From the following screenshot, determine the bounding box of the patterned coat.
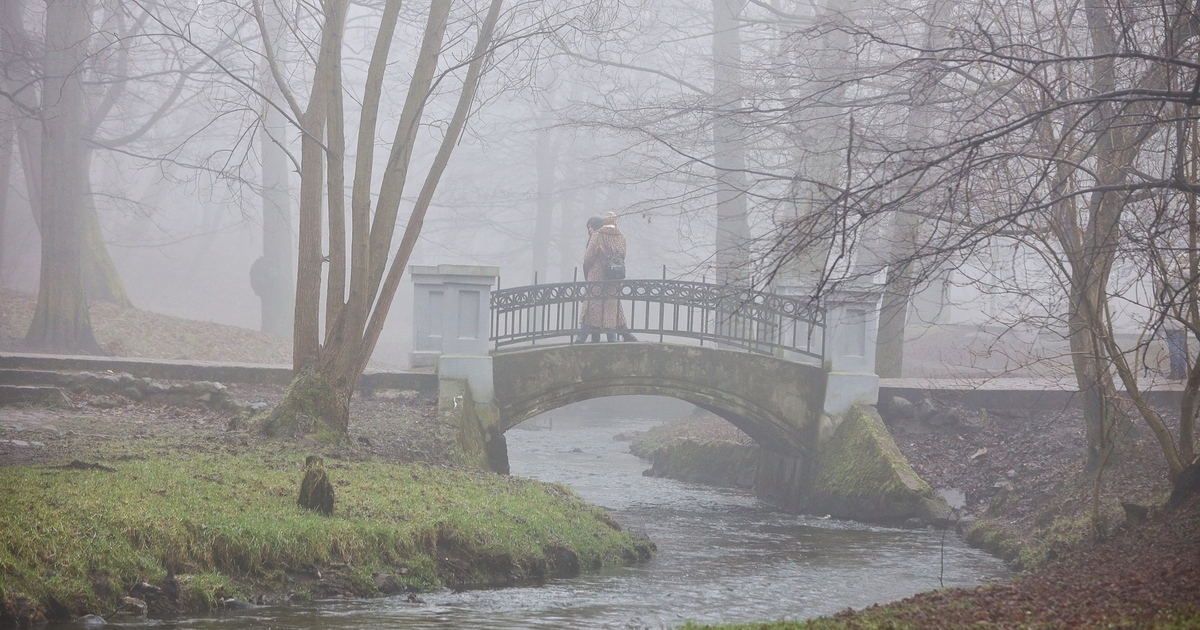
[580,225,628,329]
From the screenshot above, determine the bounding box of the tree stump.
[298,455,335,515]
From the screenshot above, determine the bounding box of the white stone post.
[409,264,500,367]
[822,287,881,420]
[412,264,507,473]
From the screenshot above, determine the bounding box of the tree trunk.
[291,27,336,373]
[1061,0,1138,467]
[779,0,852,287]
[532,126,558,284]
[257,3,295,338]
[80,158,132,306]
[875,266,912,377]
[260,368,349,438]
[25,0,100,354]
[0,117,12,284]
[712,0,749,287]
[1068,284,1129,467]
[873,0,951,377]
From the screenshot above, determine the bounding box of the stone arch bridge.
[410,265,940,521]
[492,343,826,450]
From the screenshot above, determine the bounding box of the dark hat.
[587,216,604,231]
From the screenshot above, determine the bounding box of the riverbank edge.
[631,414,1200,627]
[629,414,1093,559]
[630,416,1171,573]
[631,407,945,525]
[0,444,655,627]
[679,493,1200,629]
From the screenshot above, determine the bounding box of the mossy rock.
[258,368,347,441]
[808,405,947,523]
[440,379,509,474]
[642,440,759,489]
[964,518,1024,567]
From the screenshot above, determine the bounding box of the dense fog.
[2,0,1196,377]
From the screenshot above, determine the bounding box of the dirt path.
[0,382,446,469]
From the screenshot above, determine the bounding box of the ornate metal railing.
[490,279,825,361]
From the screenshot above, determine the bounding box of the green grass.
[0,443,650,620]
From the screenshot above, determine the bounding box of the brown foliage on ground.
[823,496,1200,628]
[0,289,292,363]
[887,401,1176,568]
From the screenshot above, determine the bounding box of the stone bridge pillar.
[410,264,500,367]
[759,286,941,523]
[410,265,507,474]
[822,287,881,425]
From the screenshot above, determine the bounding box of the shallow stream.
[83,415,1009,628]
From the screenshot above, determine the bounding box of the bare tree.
[4,0,213,354]
[759,0,1199,475]
[559,0,1197,480]
[239,0,506,436]
[3,0,135,308]
[24,0,100,352]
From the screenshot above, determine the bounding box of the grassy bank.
[0,440,652,624]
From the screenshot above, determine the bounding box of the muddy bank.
[647,400,1198,627]
[629,416,758,489]
[878,393,1176,569]
[635,393,1176,567]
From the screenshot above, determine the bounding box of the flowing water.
[83,415,1009,629]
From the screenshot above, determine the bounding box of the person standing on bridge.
[576,213,636,343]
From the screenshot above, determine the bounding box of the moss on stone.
[258,368,347,441]
[813,405,931,500]
[441,379,508,474]
[964,518,1024,567]
[642,440,760,489]
[805,405,945,522]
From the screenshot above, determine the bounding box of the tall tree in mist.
[5,0,206,355]
[712,0,749,286]
[753,0,1199,477]
[23,0,100,353]
[2,0,133,310]
[254,0,294,337]
[531,73,561,284]
[253,0,506,437]
[872,0,953,378]
[0,98,12,284]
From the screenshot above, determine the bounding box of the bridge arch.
[492,344,827,455]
